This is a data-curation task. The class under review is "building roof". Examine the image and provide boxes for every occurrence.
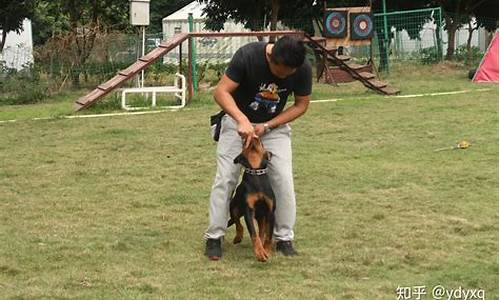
[163,1,206,21]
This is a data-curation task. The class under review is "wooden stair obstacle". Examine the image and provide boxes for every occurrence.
[306,36,373,84]
[305,34,399,95]
[306,2,399,95]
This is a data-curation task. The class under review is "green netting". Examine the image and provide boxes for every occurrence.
[372,7,443,69]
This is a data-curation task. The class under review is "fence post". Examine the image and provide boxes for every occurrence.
[188,13,198,94]
[382,0,390,72]
[436,7,443,61]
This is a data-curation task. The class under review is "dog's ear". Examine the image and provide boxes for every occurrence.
[233,154,243,164]
[234,153,250,168]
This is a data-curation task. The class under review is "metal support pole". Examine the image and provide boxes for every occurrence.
[178,41,183,84]
[436,8,443,60]
[188,13,197,94]
[187,36,193,101]
[382,0,390,72]
[141,26,146,88]
[174,26,183,86]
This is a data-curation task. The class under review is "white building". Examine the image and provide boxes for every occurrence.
[0,19,34,70]
[162,1,257,62]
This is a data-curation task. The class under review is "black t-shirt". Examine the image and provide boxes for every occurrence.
[225,42,312,123]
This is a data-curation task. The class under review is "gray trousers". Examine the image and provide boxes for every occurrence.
[204,115,296,241]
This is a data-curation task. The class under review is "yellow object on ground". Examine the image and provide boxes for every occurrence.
[434,140,472,152]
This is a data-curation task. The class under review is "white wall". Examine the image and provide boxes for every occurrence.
[0,19,34,70]
[162,19,257,63]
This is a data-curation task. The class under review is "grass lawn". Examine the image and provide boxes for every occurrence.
[0,63,498,299]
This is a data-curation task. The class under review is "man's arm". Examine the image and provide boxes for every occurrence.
[254,94,310,136]
[213,74,256,148]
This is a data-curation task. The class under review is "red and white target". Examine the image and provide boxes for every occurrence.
[350,13,374,40]
[323,10,348,38]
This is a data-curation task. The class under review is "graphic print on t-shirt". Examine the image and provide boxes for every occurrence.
[249,83,287,114]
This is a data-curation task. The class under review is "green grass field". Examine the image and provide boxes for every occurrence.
[0,63,498,299]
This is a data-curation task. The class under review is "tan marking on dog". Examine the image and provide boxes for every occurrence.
[258,218,266,243]
[230,207,244,244]
[245,193,261,209]
[263,195,274,212]
[252,236,269,262]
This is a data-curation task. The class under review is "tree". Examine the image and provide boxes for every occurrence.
[277,0,322,36]
[473,0,498,32]
[31,1,70,46]
[199,0,270,33]
[53,0,130,87]
[148,0,193,34]
[198,0,324,43]
[0,0,36,52]
[437,0,473,59]
[436,0,499,59]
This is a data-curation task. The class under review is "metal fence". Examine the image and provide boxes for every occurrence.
[374,7,443,63]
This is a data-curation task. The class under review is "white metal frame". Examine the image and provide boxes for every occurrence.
[121,73,186,111]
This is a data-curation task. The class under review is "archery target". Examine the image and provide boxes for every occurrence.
[350,13,374,40]
[324,10,347,38]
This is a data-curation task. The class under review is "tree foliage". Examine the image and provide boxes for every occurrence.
[32,0,194,43]
[472,0,498,32]
[28,0,196,86]
[199,0,271,32]
[149,0,193,33]
[278,1,322,35]
[31,2,69,46]
[32,0,130,46]
[434,0,498,58]
[198,0,323,41]
[0,0,36,52]
[56,0,130,86]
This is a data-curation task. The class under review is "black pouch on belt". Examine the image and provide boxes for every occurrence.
[210,111,225,142]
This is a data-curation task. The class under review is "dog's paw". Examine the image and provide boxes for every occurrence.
[254,247,269,262]
[233,235,242,244]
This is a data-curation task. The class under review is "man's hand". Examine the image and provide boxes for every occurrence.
[213,75,257,148]
[237,119,257,148]
[254,123,267,137]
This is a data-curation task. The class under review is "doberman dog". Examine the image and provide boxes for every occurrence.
[228,137,276,262]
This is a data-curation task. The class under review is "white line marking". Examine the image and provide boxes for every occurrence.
[310,98,342,103]
[64,109,182,119]
[310,88,492,103]
[0,108,184,124]
[0,88,493,124]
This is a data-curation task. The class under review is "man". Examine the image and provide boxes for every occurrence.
[204,35,312,260]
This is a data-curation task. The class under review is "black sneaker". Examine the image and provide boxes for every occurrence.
[276,240,298,256]
[205,238,222,260]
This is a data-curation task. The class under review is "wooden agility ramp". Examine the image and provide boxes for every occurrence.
[74,33,189,111]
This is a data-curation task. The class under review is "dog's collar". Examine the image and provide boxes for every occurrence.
[244,168,268,176]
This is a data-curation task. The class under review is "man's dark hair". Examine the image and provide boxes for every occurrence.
[270,36,306,68]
